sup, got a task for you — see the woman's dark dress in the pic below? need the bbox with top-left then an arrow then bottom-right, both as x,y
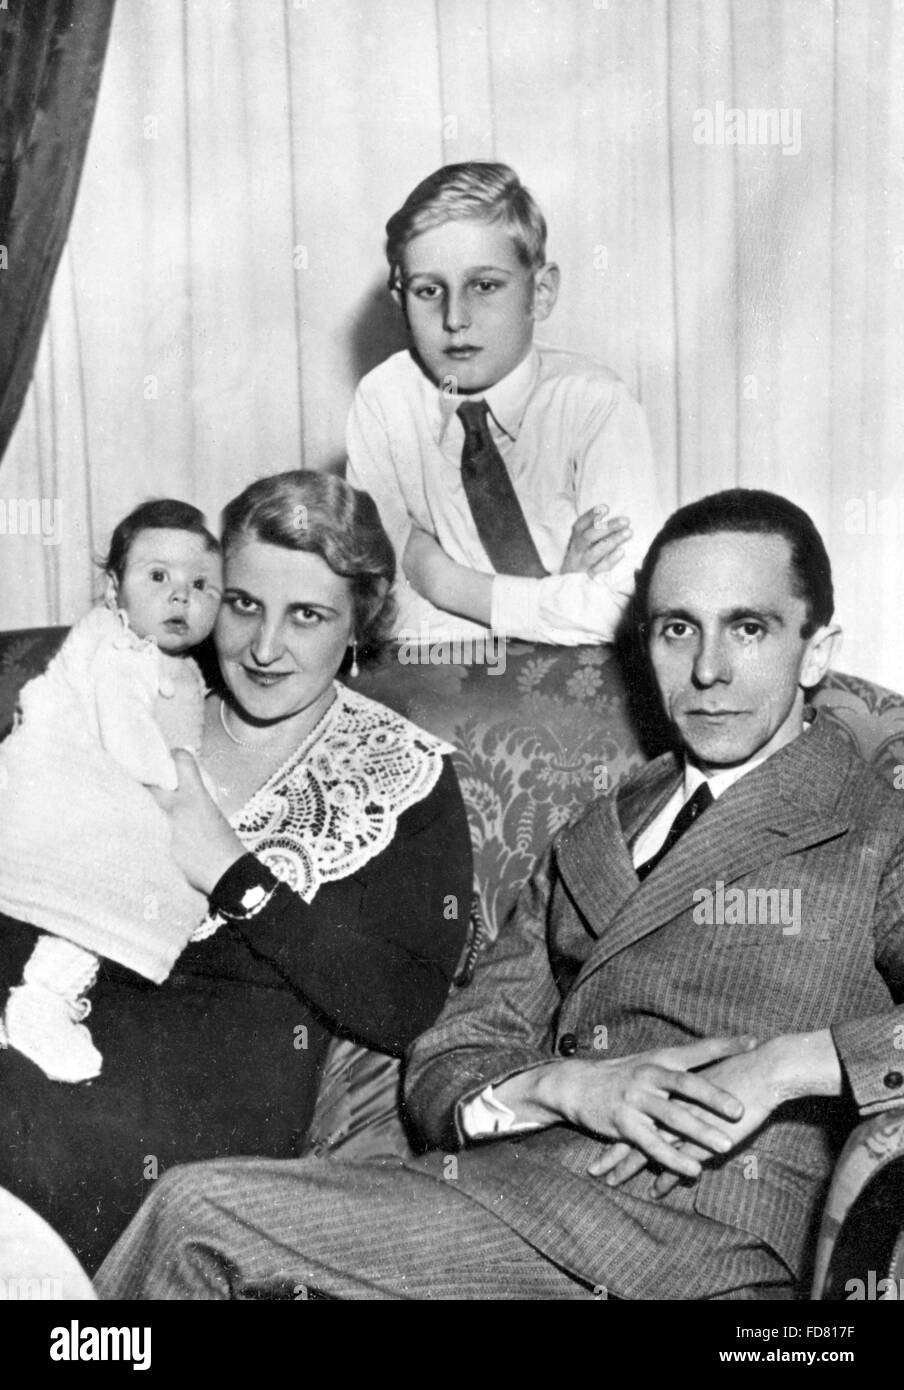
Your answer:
0,758 -> 470,1272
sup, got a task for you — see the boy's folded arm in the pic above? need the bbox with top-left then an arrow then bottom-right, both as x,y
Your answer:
471,382 -> 661,645
403,527 -> 493,625
471,385 -> 662,645
404,528 -> 636,643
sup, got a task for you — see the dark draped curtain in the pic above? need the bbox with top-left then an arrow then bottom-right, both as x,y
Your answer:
0,0 -> 115,465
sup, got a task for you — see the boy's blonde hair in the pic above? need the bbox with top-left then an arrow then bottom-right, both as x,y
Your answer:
385,161 -> 547,289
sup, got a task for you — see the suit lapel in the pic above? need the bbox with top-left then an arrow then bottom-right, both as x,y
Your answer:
555,753 -> 680,938
616,753 -> 683,846
558,714 -> 851,981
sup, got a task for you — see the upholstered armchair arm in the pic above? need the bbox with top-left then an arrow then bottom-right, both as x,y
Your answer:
811,1107 -> 904,1299
301,1037 -> 415,1163
303,899 -> 490,1164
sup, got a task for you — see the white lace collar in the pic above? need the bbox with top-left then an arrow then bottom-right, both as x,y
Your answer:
217,683 -> 453,906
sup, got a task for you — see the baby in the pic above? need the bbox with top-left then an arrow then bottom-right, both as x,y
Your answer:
0,500 -> 222,1083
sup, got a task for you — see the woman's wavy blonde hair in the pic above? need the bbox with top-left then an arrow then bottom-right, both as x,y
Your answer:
220,471 -> 396,659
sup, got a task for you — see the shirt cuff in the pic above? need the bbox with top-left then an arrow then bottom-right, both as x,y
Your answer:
490,576 -> 539,640
459,1083 -> 543,1139
490,572 -> 627,644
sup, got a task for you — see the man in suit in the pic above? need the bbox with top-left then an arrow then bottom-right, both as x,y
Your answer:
95,488 -> 904,1301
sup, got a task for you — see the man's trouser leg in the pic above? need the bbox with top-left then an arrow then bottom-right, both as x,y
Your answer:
94,1154 -> 597,1301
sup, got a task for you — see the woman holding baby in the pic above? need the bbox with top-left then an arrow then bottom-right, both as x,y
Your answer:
0,470 -> 471,1273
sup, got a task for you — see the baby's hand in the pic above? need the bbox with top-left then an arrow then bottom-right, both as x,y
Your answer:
560,506 -> 632,577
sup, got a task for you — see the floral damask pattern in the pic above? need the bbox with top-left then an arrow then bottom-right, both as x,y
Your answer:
448,677 -> 645,935
814,673 -> 904,785
861,1113 -> 904,1164
367,650 -> 904,942
812,1106 -> 904,1297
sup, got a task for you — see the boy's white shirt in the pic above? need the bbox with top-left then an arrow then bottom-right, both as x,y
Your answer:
346,344 -> 663,645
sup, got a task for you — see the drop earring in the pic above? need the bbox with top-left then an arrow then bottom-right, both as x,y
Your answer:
349,640 -> 359,679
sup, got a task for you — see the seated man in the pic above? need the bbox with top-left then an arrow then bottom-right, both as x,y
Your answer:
95,488 -> 904,1301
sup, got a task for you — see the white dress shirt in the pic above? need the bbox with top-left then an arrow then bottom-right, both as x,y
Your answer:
346,344 -> 662,645
461,746 -> 774,1138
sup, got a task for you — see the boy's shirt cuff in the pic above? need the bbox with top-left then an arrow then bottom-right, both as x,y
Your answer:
491,573 -> 627,645
491,575 -> 539,640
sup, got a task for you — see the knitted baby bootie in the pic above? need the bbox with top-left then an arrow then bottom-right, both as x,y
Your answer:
3,936 -> 102,1083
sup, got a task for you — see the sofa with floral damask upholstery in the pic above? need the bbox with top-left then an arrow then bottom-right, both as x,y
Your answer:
2,625 -> 904,1298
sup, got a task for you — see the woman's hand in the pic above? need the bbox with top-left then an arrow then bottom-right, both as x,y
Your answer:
560,506 -> 632,577
150,750 -> 246,895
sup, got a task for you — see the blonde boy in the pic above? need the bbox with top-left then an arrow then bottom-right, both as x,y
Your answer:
346,161 -> 662,645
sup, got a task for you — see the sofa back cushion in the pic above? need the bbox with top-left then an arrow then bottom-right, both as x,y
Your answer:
3,627 -> 904,939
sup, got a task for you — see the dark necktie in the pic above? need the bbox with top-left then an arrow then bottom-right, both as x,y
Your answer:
635,782 -> 714,882
456,399 -> 548,578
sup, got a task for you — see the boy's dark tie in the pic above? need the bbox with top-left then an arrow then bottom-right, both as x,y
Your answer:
456,399 -> 548,577
635,782 -> 714,881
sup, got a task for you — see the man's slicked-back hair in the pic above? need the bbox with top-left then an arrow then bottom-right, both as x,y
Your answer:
385,161 -> 548,288
635,488 -> 834,639
220,470 -> 396,656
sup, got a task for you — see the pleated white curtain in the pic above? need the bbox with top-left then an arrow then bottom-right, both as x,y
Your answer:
3,0 -> 902,687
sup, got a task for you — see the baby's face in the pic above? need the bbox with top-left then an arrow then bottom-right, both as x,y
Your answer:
110,528 -> 222,654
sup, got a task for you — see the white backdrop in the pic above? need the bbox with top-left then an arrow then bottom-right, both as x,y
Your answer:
3,0 -> 903,687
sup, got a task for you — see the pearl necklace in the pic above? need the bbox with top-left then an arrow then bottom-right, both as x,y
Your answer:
218,698 -> 296,750
217,694 -> 337,752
